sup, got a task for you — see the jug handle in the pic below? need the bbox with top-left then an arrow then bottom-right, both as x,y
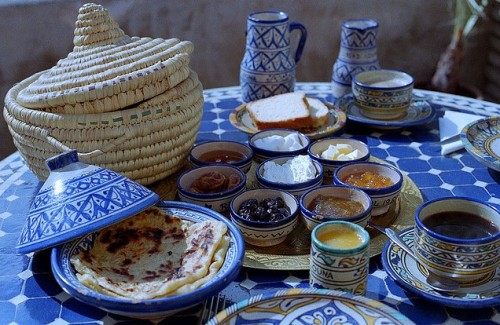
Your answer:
290,22 -> 307,63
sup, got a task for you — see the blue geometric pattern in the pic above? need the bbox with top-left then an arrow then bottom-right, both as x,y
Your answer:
0,83 -> 499,324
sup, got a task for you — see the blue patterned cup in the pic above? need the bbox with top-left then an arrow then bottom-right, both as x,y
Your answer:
310,221 -> 370,295
352,69 -> 414,120
414,197 -> 500,282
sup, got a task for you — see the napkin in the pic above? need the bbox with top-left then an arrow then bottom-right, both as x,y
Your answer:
439,111 -> 482,155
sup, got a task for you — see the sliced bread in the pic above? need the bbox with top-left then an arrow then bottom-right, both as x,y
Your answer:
306,97 -> 329,128
246,92 -> 314,130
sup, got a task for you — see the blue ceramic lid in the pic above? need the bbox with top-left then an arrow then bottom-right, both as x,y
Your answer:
16,150 -> 159,253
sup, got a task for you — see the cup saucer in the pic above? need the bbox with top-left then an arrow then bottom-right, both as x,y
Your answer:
336,93 -> 436,130
381,227 -> 500,309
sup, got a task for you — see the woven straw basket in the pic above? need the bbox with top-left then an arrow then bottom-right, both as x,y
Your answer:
3,3 -> 203,185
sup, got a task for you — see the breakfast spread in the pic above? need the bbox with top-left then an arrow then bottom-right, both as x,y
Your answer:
321,143 -> 361,161
308,195 -> 364,217
253,133 -> 304,151
246,92 -> 329,130
70,206 -> 229,299
262,155 -> 317,184
237,197 -> 290,222
343,171 -> 394,188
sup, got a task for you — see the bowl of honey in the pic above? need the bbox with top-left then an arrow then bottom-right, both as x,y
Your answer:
333,161 -> 403,216
189,141 -> 253,173
299,185 -> 372,231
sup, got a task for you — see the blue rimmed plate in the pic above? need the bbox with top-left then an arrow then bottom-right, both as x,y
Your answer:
382,227 -> 500,309
229,99 -> 347,140
336,93 -> 436,130
207,288 -> 415,325
50,201 -> 245,319
461,116 -> 500,172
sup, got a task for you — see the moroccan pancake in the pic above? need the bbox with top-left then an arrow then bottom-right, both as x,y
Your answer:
70,206 -> 229,299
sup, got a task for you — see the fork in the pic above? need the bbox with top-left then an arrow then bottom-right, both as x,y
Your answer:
198,294 -> 227,325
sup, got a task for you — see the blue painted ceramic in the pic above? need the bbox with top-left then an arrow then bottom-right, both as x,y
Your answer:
16,150 -> 159,254
50,201 -> 245,319
240,10 -> 307,102
461,116 -> 500,171
189,140 -> 253,173
249,128 -> 309,163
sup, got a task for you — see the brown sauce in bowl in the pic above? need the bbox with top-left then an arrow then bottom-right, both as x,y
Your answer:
198,150 -> 246,164
308,195 -> 364,217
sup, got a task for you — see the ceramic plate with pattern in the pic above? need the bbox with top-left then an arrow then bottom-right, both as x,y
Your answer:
461,116 -> 500,172
336,93 -> 436,129
50,201 -> 245,319
229,99 -> 347,140
382,228 -> 500,308
207,288 -> 415,325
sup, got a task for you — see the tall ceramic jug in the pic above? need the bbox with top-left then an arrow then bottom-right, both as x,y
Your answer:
331,19 -> 380,100
240,11 -> 307,102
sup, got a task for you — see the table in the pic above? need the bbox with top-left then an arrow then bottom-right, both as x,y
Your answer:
0,83 -> 499,325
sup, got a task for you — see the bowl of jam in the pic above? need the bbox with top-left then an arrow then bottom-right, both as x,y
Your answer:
333,161 -> 403,216
189,141 -> 253,173
299,185 -> 372,231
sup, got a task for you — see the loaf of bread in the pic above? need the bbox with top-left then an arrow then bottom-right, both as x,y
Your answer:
246,92 -> 329,130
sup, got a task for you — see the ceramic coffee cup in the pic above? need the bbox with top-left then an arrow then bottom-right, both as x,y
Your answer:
310,221 -> 370,295
414,197 -> 500,282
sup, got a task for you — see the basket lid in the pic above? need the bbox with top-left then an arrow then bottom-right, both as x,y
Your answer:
16,150 -> 159,254
14,3 -> 193,114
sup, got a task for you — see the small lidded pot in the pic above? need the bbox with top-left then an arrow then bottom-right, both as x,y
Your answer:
249,128 -> 310,163
334,161 -> 403,216
414,197 -> 500,282
308,137 -> 370,182
300,185 -> 372,231
230,188 -> 299,247
177,164 -> 247,212
189,140 -> 253,173
352,69 -> 414,120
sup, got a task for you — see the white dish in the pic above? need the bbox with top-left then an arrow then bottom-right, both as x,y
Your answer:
382,228 -> 500,309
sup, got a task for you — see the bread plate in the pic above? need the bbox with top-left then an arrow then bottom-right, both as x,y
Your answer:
50,201 -> 245,319
229,98 -> 346,140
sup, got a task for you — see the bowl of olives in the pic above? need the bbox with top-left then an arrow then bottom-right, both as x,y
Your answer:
229,188 -> 299,247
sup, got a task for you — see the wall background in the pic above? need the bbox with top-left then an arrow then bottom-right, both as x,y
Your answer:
0,0 -> 497,160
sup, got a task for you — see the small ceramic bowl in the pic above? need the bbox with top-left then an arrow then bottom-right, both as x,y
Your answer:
352,69 -> 414,120
299,185 -> 372,231
177,164 -> 247,212
249,128 -> 310,163
189,141 -> 253,173
333,161 -> 403,216
307,137 -> 370,182
256,155 -> 324,198
414,197 -> 500,282
230,188 -> 299,247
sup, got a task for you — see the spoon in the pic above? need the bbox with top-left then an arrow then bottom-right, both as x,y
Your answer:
368,222 -> 461,292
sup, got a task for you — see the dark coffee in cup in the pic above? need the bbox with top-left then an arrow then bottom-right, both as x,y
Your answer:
423,211 -> 498,239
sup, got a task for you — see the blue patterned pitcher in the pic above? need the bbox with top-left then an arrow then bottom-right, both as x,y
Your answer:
240,11 -> 307,102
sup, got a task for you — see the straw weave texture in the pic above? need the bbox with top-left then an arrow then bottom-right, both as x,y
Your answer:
3,3 -> 203,185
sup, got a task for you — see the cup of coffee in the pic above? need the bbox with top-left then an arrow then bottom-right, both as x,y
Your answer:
414,197 -> 500,282
310,221 -> 370,295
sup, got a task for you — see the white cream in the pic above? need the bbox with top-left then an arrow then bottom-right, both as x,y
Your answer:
254,134 -> 303,151
262,155 -> 316,184
321,144 -> 360,161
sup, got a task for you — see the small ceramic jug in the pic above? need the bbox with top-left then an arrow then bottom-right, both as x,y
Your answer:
240,11 -> 307,102
331,18 -> 380,100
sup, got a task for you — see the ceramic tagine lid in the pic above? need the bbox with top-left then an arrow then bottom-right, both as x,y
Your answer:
16,150 -> 159,254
